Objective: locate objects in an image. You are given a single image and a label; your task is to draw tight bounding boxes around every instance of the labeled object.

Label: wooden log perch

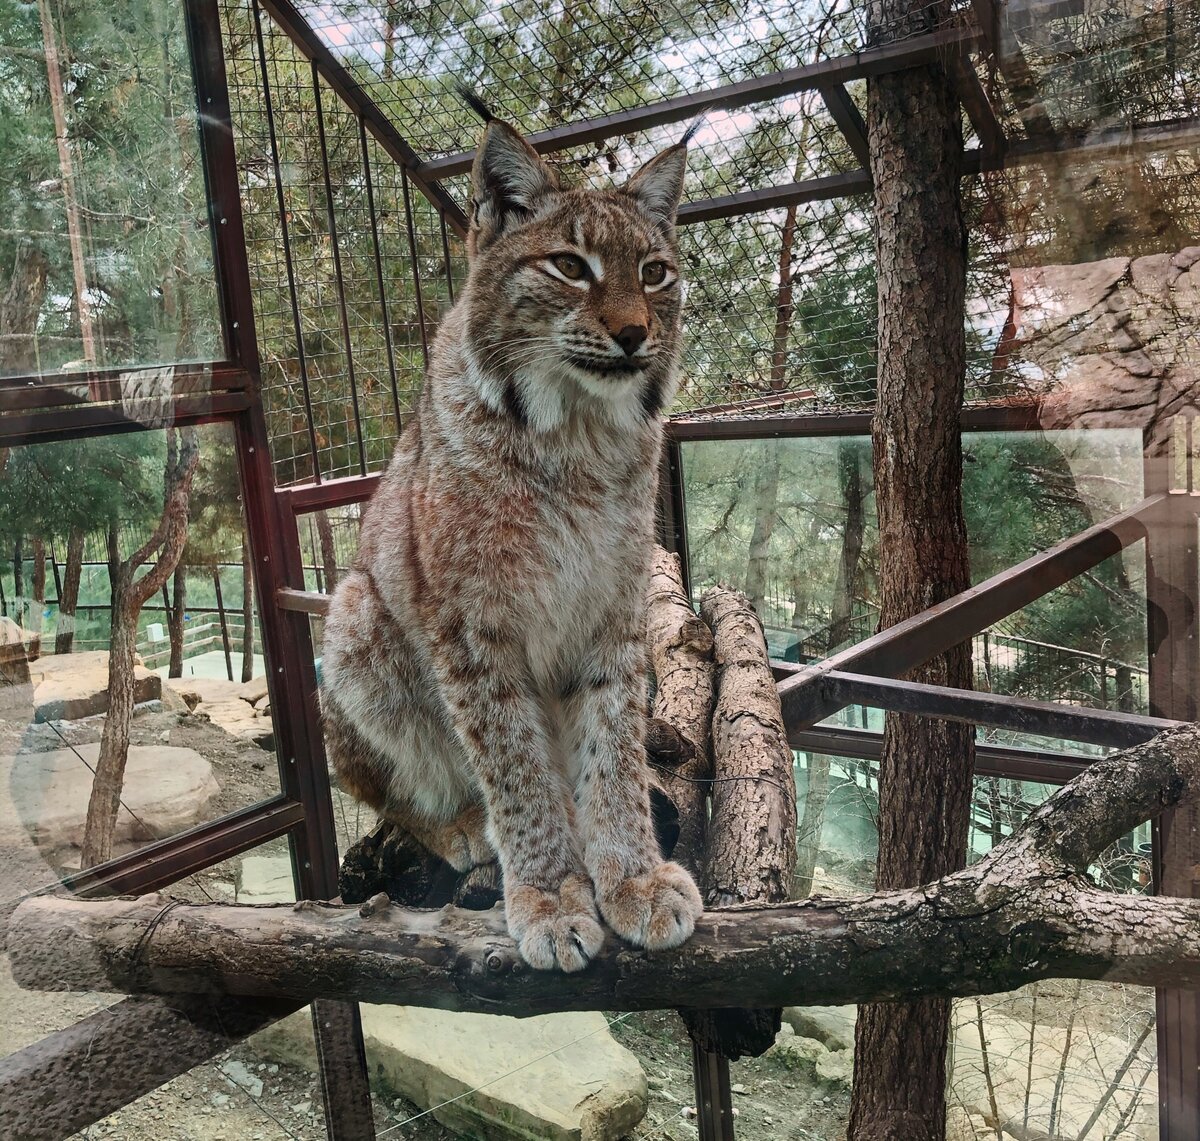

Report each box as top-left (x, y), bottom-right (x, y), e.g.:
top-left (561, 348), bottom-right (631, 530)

top-left (686, 584), bottom-right (798, 1057)
top-left (645, 546), bottom-right (716, 875)
top-left (11, 726), bottom-right (1200, 1012)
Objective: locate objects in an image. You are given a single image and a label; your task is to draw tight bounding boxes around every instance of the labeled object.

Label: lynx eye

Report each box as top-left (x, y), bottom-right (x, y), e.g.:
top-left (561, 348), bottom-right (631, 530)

top-left (550, 253), bottom-right (587, 281)
top-left (642, 261), bottom-right (669, 287)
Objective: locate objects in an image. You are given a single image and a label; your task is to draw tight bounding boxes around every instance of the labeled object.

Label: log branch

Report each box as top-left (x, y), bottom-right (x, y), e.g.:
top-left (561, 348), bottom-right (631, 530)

top-left (645, 546), bottom-right (715, 875)
top-left (687, 584), bottom-right (799, 1056)
top-left (18, 682), bottom-right (1195, 1023)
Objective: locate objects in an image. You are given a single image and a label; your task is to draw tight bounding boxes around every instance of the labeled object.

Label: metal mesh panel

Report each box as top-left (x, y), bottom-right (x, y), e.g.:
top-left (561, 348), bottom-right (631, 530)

top-left (223, 0), bottom-right (464, 484)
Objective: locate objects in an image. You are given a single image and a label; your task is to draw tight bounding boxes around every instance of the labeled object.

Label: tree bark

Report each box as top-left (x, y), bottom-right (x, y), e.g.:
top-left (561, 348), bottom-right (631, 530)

top-left (682, 585), bottom-right (797, 1058)
top-left (240, 529), bottom-right (254, 683)
top-left (54, 526), bottom-right (84, 655)
top-left (12, 537), bottom-right (23, 623)
top-left (645, 546), bottom-right (715, 876)
top-left (851, 1), bottom-right (972, 1135)
top-left (828, 440), bottom-right (867, 649)
top-left (794, 752), bottom-right (832, 897)
top-left (80, 429), bottom-right (200, 868)
top-left (13, 725), bottom-right (1200, 1012)
top-left (28, 538), bottom-right (45, 659)
top-left (0, 242), bottom-right (50, 374)
top-left (743, 441), bottom-right (782, 620)
top-left (316, 510), bottom-right (339, 594)
top-left (167, 563), bottom-right (186, 677)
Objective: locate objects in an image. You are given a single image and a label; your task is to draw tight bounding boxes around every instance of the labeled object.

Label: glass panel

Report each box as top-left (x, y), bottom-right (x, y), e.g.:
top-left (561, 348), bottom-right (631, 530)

top-left (0, 423), bottom-right (279, 894)
top-left (0, 0), bottom-right (222, 377)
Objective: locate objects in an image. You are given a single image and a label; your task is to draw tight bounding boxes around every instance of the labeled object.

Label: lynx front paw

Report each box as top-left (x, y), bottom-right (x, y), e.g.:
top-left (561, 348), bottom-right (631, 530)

top-left (506, 873), bottom-right (605, 973)
top-left (597, 861), bottom-right (704, 951)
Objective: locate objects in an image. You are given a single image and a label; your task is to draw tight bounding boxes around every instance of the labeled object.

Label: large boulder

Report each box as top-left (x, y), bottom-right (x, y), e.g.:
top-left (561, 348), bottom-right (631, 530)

top-left (783, 1006), bottom-right (856, 1052)
top-left (30, 651), bottom-right (161, 723)
top-left (364, 1006), bottom-right (646, 1141)
top-left (164, 676), bottom-right (274, 749)
top-left (0, 743), bottom-right (219, 851)
top-left (257, 1003), bottom-right (647, 1140)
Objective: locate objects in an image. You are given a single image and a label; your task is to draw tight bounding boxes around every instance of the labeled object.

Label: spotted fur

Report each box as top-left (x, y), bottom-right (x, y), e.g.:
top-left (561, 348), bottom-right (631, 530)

top-left (322, 115), bottom-right (703, 972)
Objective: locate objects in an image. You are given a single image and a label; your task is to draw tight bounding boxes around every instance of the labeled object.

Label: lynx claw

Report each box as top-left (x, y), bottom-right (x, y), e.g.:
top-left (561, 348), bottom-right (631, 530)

top-left (506, 873), bottom-right (605, 973)
top-left (598, 861), bottom-right (704, 951)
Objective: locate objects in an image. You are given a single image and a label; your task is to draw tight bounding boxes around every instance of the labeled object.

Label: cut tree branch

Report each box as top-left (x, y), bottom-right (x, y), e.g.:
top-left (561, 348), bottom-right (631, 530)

top-left (14, 728), bottom-right (1200, 1016)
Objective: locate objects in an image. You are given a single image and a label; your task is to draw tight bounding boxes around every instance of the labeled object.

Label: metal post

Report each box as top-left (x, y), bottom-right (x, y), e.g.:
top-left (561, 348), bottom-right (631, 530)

top-left (212, 566), bottom-right (234, 682)
top-left (691, 1039), bottom-right (736, 1141)
top-left (185, 3), bottom-right (376, 1137)
top-left (1144, 416), bottom-right (1200, 1140)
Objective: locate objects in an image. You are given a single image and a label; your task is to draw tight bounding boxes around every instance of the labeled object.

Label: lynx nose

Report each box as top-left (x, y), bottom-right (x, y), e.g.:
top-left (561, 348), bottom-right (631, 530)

top-left (613, 324), bottom-right (648, 357)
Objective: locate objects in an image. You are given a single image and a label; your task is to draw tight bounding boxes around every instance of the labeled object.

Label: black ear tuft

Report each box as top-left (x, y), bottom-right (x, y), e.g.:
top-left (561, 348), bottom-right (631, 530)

top-left (455, 82), bottom-right (497, 124)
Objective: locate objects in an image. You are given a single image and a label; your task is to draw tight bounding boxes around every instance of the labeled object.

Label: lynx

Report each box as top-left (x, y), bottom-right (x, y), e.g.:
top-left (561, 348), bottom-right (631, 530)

top-left (321, 106), bottom-right (703, 973)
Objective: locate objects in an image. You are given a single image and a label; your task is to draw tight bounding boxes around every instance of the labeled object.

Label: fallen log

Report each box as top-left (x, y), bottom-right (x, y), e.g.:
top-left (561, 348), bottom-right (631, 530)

top-left (685, 584), bottom-right (798, 1058)
top-left (13, 726), bottom-right (1200, 1014)
top-left (645, 546), bottom-right (716, 875)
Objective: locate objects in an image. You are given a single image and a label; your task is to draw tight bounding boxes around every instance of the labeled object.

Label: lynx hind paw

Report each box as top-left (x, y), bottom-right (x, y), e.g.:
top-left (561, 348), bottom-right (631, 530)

top-left (598, 861), bottom-right (704, 952)
top-left (506, 873), bottom-right (605, 973)
top-left (441, 814), bottom-right (495, 873)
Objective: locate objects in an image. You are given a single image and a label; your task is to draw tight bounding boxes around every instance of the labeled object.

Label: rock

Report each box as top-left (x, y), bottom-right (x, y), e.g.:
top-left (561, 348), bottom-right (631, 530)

top-left (158, 684), bottom-right (190, 714)
top-left (30, 651), bottom-right (161, 722)
top-left (238, 677), bottom-right (270, 706)
top-left (237, 854), bottom-right (294, 903)
top-left (0, 743), bottom-right (219, 850)
top-left (191, 695), bottom-right (274, 750)
top-left (814, 1048), bottom-right (852, 1088)
top-left (360, 1006), bottom-right (646, 1140)
top-left (219, 1060), bottom-right (263, 1098)
top-left (768, 1029), bottom-right (828, 1077)
top-left (783, 1006), bottom-right (856, 1051)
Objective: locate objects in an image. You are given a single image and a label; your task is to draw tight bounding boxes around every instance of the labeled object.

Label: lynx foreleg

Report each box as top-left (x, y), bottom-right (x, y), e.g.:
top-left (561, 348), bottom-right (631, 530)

top-left (567, 629), bottom-right (703, 951)
top-left (431, 636), bottom-right (604, 973)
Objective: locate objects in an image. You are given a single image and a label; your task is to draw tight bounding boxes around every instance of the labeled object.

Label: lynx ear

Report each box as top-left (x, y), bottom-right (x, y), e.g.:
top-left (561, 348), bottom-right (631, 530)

top-left (624, 143), bottom-right (688, 233)
top-left (469, 121), bottom-right (559, 254)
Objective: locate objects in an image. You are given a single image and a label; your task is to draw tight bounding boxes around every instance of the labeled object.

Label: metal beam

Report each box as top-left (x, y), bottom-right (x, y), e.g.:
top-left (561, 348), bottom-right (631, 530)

top-left (777, 494), bottom-right (1165, 728)
top-left (788, 724), bottom-right (1095, 785)
top-left (677, 169), bottom-right (871, 225)
top-left (666, 402), bottom-right (1043, 442)
top-left (821, 670), bottom-right (1182, 749)
top-left (948, 53), bottom-right (1006, 159)
top-left (818, 84), bottom-right (870, 167)
top-left (417, 26), bottom-right (981, 180)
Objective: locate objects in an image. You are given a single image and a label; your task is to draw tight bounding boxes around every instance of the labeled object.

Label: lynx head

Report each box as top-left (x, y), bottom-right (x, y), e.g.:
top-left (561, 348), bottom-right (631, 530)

top-left (460, 111), bottom-right (690, 430)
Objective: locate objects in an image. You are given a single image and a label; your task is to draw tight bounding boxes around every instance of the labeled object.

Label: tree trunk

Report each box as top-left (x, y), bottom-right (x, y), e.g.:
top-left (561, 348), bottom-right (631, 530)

top-left (80, 430), bottom-right (200, 868)
top-left (828, 440), bottom-right (867, 649)
top-left (849, 2), bottom-right (972, 1136)
top-left (744, 441), bottom-right (782, 620)
top-left (81, 573), bottom-right (135, 869)
top-left (240, 531), bottom-right (254, 683)
top-left (167, 563), bottom-right (186, 677)
top-left (316, 510), bottom-right (339, 594)
top-left (0, 242), bottom-right (50, 374)
top-left (37, 0), bottom-right (96, 365)
top-left (13, 537), bottom-right (23, 624)
top-left (28, 538), bottom-right (46, 659)
top-left (54, 526), bottom-right (84, 655)
top-left (769, 205), bottom-right (798, 389)
top-left (794, 752), bottom-right (832, 897)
